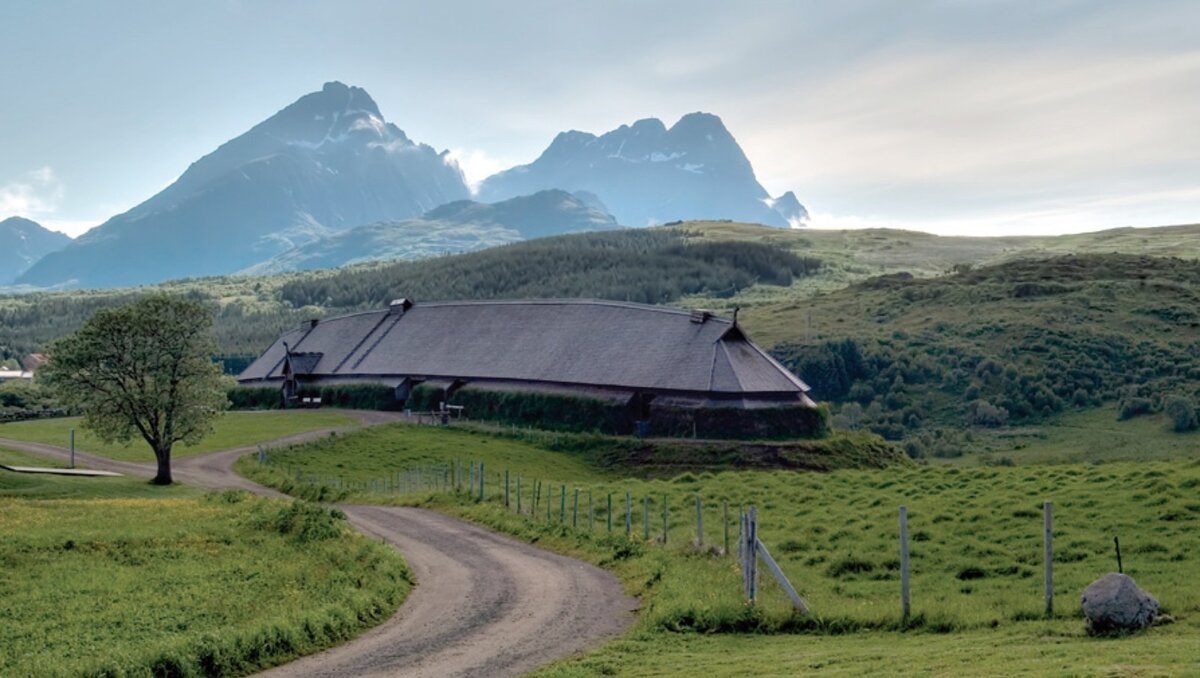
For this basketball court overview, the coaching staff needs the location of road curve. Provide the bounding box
[0,413,637,677]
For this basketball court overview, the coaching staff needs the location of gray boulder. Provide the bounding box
[1080,573,1159,635]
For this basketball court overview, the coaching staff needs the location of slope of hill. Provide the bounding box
[763,254,1200,455]
[16,82,470,289]
[0,218,71,284]
[244,189,618,275]
[478,114,803,227]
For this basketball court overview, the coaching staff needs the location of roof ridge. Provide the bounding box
[409,298,734,322]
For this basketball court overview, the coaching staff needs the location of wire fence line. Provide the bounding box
[261,453,1069,618]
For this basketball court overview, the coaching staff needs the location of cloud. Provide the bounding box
[809,186,1200,237]
[0,166,65,219]
[445,148,512,194]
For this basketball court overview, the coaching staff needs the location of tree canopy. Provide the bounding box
[41,295,229,484]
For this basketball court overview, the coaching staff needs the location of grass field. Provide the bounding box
[1,445,411,677]
[960,405,1200,466]
[0,410,359,462]
[532,623,1200,677]
[240,423,1200,674]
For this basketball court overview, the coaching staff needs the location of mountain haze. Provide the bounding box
[0,217,71,284]
[17,82,470,288]
[243,189,618,274]
[478,113,804,228]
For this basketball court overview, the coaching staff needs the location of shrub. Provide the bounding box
[1118,397,1154,420]
[966,399,1009,427]
[1164,396,1199,432]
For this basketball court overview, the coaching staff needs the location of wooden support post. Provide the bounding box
[625,492,632,536]
[695,495,704,547]
[70,428,76,469]
[746,507,758,603]
[1044,501,1053,617]
[899,505,911,620]
[547,484,553,521]
[479,462,485,501]
[608,493,613,531]
[505,469,510,508]
[662,494,668,544]
[643,496,650,540]
[756,538,810,615]
[517,475,522,514]
[560,484,566,523]
[572,488,579,528]
[723,501,730,556]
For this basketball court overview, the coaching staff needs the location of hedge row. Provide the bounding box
[229,383,829,440]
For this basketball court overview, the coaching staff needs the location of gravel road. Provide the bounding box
[0,412,635,677]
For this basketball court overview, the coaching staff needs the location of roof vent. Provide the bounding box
[690,309,713,324]
[389,298,414,315]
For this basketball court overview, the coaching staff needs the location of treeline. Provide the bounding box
[1,228,819,363]
[278,229,820,308]
[770,254,1200,457]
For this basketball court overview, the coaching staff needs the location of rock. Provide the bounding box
[1080,573,1159,635]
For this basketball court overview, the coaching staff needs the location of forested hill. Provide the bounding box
[766,254,1200,456]
[277,228,819,308]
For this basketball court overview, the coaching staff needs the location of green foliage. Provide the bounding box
[0,380,65,423]
[768,254,1200,448]
[1164,395,1199,432]
[298,383,404,411]
[1118,396,1155,420]
[277,228,820,309]
[39,295,230,482]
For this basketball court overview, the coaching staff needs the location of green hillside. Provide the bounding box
[4,221,1200,448]
[762,254,1200,457]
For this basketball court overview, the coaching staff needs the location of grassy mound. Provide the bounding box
[0,464,410,677]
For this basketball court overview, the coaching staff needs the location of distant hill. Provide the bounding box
[17,82,470,289]
[0,217,71,284]
[478,113,805,228]
[244,189,619,274]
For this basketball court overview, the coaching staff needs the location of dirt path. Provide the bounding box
[0,412,635,677]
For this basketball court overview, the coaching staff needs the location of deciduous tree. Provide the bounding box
[41,295,229,484]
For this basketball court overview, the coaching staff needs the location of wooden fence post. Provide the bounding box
[588,490,594,530]
[746,506,758,603]
[572,488,579,528]
[899,505,911,620]
[560,484,566,523]
[1044,501,1053,617]
[662,494,668,544]
[695,495,704,547]
[625,492,632,536]
[608,493,613,531]
[723,501,730,556]
[516,475,522,514]
[643,496,651,540]
[505,470,510,508]
[479,462,485,501]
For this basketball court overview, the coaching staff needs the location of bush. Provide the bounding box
[1117,396,1154,420]
[1164,396,1199,432]
[966,400,1009,427]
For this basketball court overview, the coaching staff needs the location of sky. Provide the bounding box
[1,0,1198,238]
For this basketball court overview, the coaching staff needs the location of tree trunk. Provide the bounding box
[152,446,173,485]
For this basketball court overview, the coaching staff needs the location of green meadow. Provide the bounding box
[242,422,1200,675]
[0,450,410,677]
[0,410,358,462]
